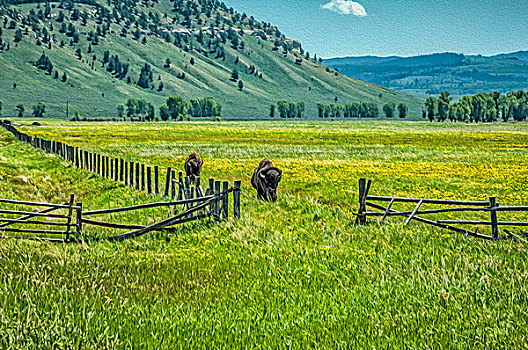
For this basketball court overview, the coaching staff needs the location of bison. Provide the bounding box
[32,121,41,126]
[3,120,11,125]
[251,158,282,202]
[184,152,203,184]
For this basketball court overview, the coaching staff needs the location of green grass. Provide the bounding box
[0,1,422,119]
[1,120,528,348]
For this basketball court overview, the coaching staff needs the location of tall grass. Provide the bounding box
[1,120,527,348]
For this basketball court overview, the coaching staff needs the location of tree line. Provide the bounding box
[270,101,305,118]
[424,90,528,123]
[120,96,222,122]
[317,102,382,118]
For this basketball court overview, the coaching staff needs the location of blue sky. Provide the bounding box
[222,0,528,58]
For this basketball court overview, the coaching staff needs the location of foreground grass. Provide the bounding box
[1,120,528,348]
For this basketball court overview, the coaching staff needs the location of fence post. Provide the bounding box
[141,164,145,191]
[178,172,184,200]
[154,166,159,195]
[222,181,229,220]
[195,176,203,197]
[164,167,172,197]
[114,158,119,181]
[65,194,75,242]
[355,178,371,225]
[184,176,192,205]
[76,202,83,239]
[129,162,134,186]
[147,167,152,195]
[490,197,499,239]
[234,180,241,220]
[215,181,221,221]
[135,163,140,190]
[171,170,176,199]
[124,162,129,185]
[120,159,124,182]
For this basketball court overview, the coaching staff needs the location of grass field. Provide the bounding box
[1,120,528,348]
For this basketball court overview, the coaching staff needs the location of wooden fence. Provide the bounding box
[0,122,242,242]
[0,195,80,243]
[355,178,528,241]
[2,122,185,197]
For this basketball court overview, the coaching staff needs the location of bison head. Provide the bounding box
[257,166,282,202]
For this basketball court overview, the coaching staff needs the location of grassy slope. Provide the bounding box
[0,1,422,119]
[1,120,528,348]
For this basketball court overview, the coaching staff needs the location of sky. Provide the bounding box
[222,0,528,59]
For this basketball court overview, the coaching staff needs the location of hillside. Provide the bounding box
[324,52,528,98]
[0,0,422,119]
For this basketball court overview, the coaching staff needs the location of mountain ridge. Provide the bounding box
[324,51,528,97]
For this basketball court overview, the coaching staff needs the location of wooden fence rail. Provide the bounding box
[355,178,528,241]
[0,123,243,242]
[0,195,80,243]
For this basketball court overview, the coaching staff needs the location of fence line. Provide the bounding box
[1,122,185,198]
[0,122,242,242]
[355,178,528,241]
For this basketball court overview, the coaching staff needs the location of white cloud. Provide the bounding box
[321,0,367,16]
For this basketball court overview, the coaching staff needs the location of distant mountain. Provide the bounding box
[324,52,528,97]
[0,0,421,119]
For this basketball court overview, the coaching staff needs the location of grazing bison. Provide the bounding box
[184,152,203,184]
[32,121,41,126]
[3,119,11,125]
[251,158,282,202]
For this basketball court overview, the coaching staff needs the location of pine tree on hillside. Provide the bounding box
[137,63,152,88]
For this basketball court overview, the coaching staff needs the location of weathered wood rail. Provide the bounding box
[355,178,528,241]
[0,195,80,243]
[0,122,242,242]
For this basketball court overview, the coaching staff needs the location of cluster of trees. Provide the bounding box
[0,99,46,118]
[160,96,222,121]
[270,101,305,118]
[382,102,408,118]
[103,50,129,79]
[424,90,528,123]
[119,96,222,122]
[123,98,156,121]
[316,102,380,118]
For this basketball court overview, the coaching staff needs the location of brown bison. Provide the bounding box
[3,119,11,125]
[251,158,282,202]
[184,152,203,184]
[32,121,41,126]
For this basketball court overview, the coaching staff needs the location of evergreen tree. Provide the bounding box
[137,63,152,88]
[230,67,239,81]
[270,104,275,118]
[238,80,244,91]
[14,29,22,42]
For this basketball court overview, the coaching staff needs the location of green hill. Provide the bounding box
[0,0,422,119]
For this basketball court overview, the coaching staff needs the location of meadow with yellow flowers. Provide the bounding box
[1,120,527,348]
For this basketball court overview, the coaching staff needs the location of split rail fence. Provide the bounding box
[355,178,528,241]
[0,122,242,242]
[0,195,80,243]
